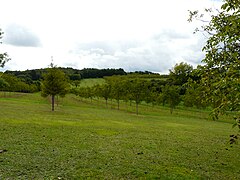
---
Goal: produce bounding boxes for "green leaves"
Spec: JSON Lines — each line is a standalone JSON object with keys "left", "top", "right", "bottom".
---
{"left": 41, "top": 67, "right": 70, "bottom": 111}
{"left": 41, "top": 68, "right": 70, "bottom": 97}
{"left": 221, "top": 0, "right": 240, "bottom": 11}
{"left": 0, "top": 29, "right": 10, "bottom": 68}
{"left": 0, "top": 77, "right": 9, "bottom": 92}
{"left": 161, "top": 85, "right": 181, "bottom": 114}
{"left": 190, "top": 0, "right": 240, "bottom": 142}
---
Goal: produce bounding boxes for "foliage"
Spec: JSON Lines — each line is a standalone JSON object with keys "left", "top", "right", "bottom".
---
{"left": 41, "top": 67, "right": 70, "bottom": 111}
{"left": 168, "top": 62, "right": 193, "bottom": 86}
{"left": 80, "top": 68, "right": 126, "bottom": 78}
{"left": 0, "top": 77, "right": 9, "bottom": 89}
{"left": 162, "top": 85, "right": 181, "bottom": 114}
{"left": 0, "top": 74, "right": 38, "bottom": 93}
{"left": 5, "top": 68, "right": 126, "bottom": 88}
{"left": 127, "top": 79, "right": 149, "bottom": 115}
{"left": 167, "top": 62, "right": 193, "bottom": 96}
{"left": 105, "top": 76, "right": 126, "bottom": 110}
{"left": 96, "top": 84, "right": 112, "bottom": 106}
{"left": 189, "top": 0, "right": 240, "bottom": 142}
{"left": 72, "top": 76, "right": 184, "bottom": 115}
{"left": 0, "top": 29, "right": 10, "bottom": 68}
{"left": 183, "top": 78, "right": 208, "bottom": 109}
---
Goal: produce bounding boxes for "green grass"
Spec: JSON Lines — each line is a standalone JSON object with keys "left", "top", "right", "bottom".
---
{"left": 0, "top": 93, "right": 239, "bottom": 179}
{"left": 79, "top": 78, "right": 106, "bottom": 87}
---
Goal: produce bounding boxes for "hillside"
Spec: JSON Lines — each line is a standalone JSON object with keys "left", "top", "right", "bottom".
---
{"left": 4, "top": 67, "right": 127, "bottom": 82}
{"left": 0, "top": 93, "right": 239, "bottom": 179}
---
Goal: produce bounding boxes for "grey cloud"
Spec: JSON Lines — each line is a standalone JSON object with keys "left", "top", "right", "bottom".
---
{"left": 73, "top": 43, "right": 174, "bottom": 73}
{"left": 73, "top": 42, "right": 114, "bottom": 54}
{"left": 181, "top": 35, "right": 206, "bottom": 66}
{"left": 72, "top": 40, "right": 140, "bottom": 55}
{"left": 70, "top": 30, "right": 204, "bottom": 73}
{"left": 152, "top": 29, "right": 190, "bottom": 43}
{"left": 113, "top": 43, "right": 174, "bottom": 73}
{"left": 4, "top": 24, "right": 41, "bottom": 47}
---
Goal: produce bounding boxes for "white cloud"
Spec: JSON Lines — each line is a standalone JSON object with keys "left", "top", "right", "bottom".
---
{"left": 0, "top": 0, "right": 223, "bottom": 73}
{"left": 4, "top": 24, "right": 41, "bottom": 47}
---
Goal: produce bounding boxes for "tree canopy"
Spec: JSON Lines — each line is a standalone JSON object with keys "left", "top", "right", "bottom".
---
{"left": 168, "top": 62, "right": 193, "bottom": 86}
{"left": 0, "top": 29, "right": 10, "bottom": 68}
{"left": 41, "top": 67, "right": 70, "bottom": 111}
{"left": 189, "top": 0, "right": 240, "bottom": 143}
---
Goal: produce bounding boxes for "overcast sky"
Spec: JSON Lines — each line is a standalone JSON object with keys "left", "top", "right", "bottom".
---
{"left": 0, "top": 0, "right": 222, "bottom": 73}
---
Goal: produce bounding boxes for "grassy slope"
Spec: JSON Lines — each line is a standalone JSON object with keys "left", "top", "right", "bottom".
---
{"left": 0, "top": 93, "right": 239, "bottom": 179}
{"left": 79, "top": 78, "right": 106, "bottom": 87}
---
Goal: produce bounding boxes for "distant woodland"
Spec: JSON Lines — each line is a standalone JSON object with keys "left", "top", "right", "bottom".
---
{"left": 0, "top": 67, "right": 166, "bottom": 93}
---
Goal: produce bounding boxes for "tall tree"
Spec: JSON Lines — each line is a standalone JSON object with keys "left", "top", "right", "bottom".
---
{"left": 162, "top": 85, "right": 181, "bottom": 114}
{"left": 189, "top": 0, "right": 240, "bottom": 142}
{"left": 128, "top": 79, "right": 148, "bottom": 115}
{"left": 0, "top": 77, "right": 9, "bottom": 90}
{"left": 0, "top": 29, "right": 10, "bottom": 68}
{"left": 183, "top": 78, "right": 208, "bottom": 109}
{"left": 168, "top": 62, "right": 193, "bottom": 96}
{"left": 107, "top": 76, "right": 126, "bottom": 110}
{"left": 98, "top": 83, "right": 111, "bottom": 107}
{"left": 41, "top": 66, "right": 69, "bottom": 111}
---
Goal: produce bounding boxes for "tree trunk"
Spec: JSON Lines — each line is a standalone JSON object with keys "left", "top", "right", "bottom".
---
{"left": 52, "top": 95, "right": 55, "bottom": 111}
{"left": 117, "top": 99, "right": 120, "bottom": 110}
{"left": 136, "top": 102, "right": 139, "bottom": 115}
{"left": 105, "top": 99, "right": 108, "bottom": 107}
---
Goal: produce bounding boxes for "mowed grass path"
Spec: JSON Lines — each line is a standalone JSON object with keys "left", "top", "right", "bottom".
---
{"left": 0, "top": 93, "right": 239, "bottom": 179}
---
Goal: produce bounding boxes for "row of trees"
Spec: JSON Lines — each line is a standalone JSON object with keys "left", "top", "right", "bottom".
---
{"left": 5, "top": 67, "right": 127, "bottom": 83}
{"left": 1, "top": 67, "right": 128, "bottom": 94}
{"left": 0, "top": 73, "right": 39, "bottom": 93}
{"left": 72, "top": 75, "right": 185, "bottom": 115}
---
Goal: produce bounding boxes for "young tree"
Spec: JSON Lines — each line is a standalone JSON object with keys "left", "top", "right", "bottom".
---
{"left": 98, "top": 83, "right": 111, "bottom": 107}
{"left": 189, "top": 0, "right": 240, "bottom": 142}
{"left": 128, "top": 79, "right": 148, "bottom": 115}
{"left": 183, "top": 78, "right": 208, "bottom": 109}
{"left": 107, "top": 76, "right": 126, "bottom": 110}
{"left": 168, "top": 62, "right": 193, "bottom": 86}
{"left": 168, "top": 62, "right": 193, "bottom": 96}
{"left": 41, "top": 67, "right": 70, "bottom": 111}
{"left": 162, "top": 85, "right": 181, "bottom": 114}
{"left": 144, "top": 81, "right": 161, "bottom": 107}
{"left": 85, "top": 87, "right": 94, "bottom": 103}
{"left": 0, "top": 77, "right": 8, "bottom": 88}
{"left": 0, "top": 29, "right": 10, "bottom": 68}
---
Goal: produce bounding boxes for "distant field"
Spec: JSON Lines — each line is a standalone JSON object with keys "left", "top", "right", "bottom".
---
{"left": 0, "top": 93, "right": 239, "bottom": 179}
{"left": 79, "top": 78, "right": 106, "bottom": 87}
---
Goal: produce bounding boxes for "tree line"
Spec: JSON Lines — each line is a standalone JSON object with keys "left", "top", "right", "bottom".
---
{"left": 4, "top": 67, "right": 126, "bottom": 82}
{"left": 71, "top": 62, "right": 207, "bottom": 115}
{"left": 0, "top": 61, "right": 234, "bottom": 115}
{"left": 0, "top": 67, "right": 127, "bottom": 93}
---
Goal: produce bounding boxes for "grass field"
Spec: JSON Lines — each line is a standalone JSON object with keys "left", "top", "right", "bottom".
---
{"left": 0, "top": 92, "right": 239, "bottom": 179}
{"left": 79, "top": 78, "right": 106, "bottom": 87}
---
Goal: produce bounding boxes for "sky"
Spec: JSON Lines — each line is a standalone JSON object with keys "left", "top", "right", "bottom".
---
{"left": 0, "top": 0, "right": 222, "bottom": 73}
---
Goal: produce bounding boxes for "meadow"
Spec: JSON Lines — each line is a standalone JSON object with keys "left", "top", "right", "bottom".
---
{"left": 0, "top": 92, "right": 239, "bottom": 179}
